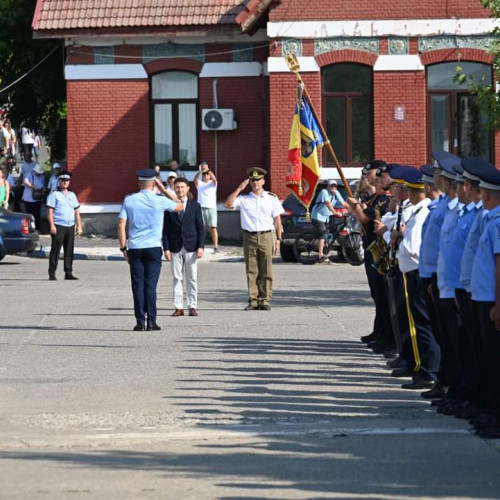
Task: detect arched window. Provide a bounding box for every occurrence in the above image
[427,62,492,160]
[151,71,198,167]
[322,63,373,165]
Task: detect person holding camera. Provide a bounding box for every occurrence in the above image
[194,161,219,253]
[311,179,346,263]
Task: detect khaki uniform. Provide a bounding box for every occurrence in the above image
[232,190,284,307]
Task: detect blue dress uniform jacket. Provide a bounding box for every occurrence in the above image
[437,197,463,299]
[420,194,449,274]
[119,190,177,249]
[418,196,439,279]
[443,202,477,291]
[460,201,487,292]
[470,205,500,302]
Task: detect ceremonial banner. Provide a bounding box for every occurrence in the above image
[286,94,327,209]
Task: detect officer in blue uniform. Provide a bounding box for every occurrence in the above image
[118,169,182,331]
[436,155,464,408]
[434,160,482,418]
[458,158,490,415]
[46,171,82,281]
[417,163,443,399]
[470,162,500,439]
[419,150,457,392]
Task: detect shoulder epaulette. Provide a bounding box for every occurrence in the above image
[267,191,277,197]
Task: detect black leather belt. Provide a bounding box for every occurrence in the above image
[244,230,272,235]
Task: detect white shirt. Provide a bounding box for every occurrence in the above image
[197,179,217,208]
[0,127,9,148]
[382,199,413,244]
[21,127,34,144]
[398,198,431,274]
[231,191,284,232]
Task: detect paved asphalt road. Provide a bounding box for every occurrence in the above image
[1,256,500,499]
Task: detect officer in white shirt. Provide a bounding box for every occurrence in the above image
[393,168,441,391]
[225,167,284,311]
[194,161,219,253]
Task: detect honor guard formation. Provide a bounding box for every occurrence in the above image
[347,153,500,440]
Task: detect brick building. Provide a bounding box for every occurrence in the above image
[33,0,499,220]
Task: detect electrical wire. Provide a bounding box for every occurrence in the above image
[69,41,271,61]
[0,45,60,96]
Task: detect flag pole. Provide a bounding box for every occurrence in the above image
[285,53,353,198]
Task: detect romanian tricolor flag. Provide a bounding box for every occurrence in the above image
[286,94,327,210]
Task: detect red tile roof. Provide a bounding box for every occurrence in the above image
[32,0,272,32]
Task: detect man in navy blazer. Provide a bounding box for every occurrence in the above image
[162,177,205,317]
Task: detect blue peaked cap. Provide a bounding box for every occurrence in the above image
[420,164,434,179]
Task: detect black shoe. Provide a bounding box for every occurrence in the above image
[133,323,145,331]
[146,322,161,331]
[65,274,79,280]
[49,275,57,281]
[259,305,271,311]
[244,305,259,311]
[454,401,478,419]
[387,356,409,370]
[401,376,436,390]
[439,400,468,416]
[475,425,500,439]
[392,367,416,378]
[361,332,378,344]
[435,397,458,411]
[472,415,498,429]
[371,342,396,354]
[382,348,398,359]
[421,382,446,400]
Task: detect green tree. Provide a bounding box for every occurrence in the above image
[0,0,66,158]
[456,0,500,128]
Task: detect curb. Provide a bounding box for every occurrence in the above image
[24,249,245,263]
[25,249,125,262]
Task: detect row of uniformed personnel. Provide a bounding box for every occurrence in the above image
[348,153,500,440]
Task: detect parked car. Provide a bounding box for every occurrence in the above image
[0,207,39,261]
[280,169,360,262]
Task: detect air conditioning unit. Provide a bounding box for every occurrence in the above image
[202,108,237,131]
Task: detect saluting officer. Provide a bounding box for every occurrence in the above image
[46,171,82,281]
[225,167,284,311]
[118,169,182,331]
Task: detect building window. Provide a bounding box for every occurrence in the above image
[322,63,373,165]
[427,62,492,161]
[151,71,198,167]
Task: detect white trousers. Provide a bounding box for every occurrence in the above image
[171,247,198,309]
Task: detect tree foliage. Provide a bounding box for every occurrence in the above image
[0,0,66,157]
[456,0,500,129]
